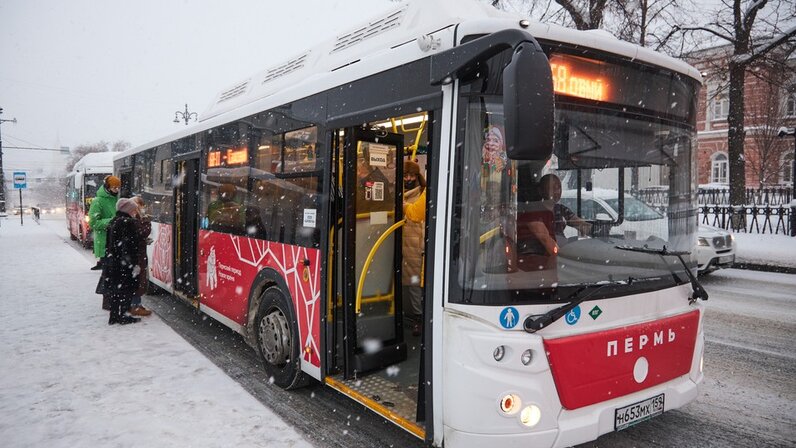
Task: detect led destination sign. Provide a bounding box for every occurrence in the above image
[549,54,607,101]
[545,52,698,121]
[208,147,249,168]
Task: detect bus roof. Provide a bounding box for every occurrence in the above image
[72,152,117,174]
[117,0,702,161]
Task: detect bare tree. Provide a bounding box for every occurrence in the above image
[490,0,695,56]
[66,140,130,172]
[611,0,692,52]
[746,57,795,186]
[677,0,796,206]
[552,0,610,29]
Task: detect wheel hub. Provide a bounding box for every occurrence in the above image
[258,309,291,367]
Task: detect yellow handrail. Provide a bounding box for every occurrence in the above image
[356,219,406,314]
[480,226,501,244]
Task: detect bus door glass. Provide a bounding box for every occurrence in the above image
[336,127,407,378]
[174,157,200,298]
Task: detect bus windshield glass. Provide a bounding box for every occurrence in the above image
[84,174,105,199]
[451,55,699,305]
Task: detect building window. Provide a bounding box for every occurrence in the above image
[711,152,728,184]
[786,93,796,117]
[783,152,794,185]
[711,94,729,120]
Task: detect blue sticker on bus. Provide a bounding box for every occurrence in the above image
[500,307,520,329]
[565,305,581,325]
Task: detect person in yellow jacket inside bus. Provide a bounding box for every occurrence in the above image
[402,160,426,336]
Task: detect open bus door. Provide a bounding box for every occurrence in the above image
[173,157,200,301]
[336,127,407,377]
[327,115,432,441]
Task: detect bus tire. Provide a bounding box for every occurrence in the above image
[255,286,309,390]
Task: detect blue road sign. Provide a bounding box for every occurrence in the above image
[13,172,26,189]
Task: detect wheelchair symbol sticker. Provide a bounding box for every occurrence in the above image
[565,306,581,325]
[499,307,520,329]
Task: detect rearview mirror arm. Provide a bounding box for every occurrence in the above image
[429,29,543,86]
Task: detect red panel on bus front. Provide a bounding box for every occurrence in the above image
[197,230,322,368]
[544,310,699,410]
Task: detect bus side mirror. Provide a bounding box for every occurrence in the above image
[502,43,554,161]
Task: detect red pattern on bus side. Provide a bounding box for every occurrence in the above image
[543,310,699,410]
[150,223,173,287]
[197,230,321,368]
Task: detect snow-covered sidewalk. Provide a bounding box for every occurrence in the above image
[731,232,796,269]
[0,218,311,448]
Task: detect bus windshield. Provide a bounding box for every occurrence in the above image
[452,71,698,305]
[84,174,105,198]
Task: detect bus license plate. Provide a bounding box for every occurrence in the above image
[614,394,664,431]
[719,255,734,264]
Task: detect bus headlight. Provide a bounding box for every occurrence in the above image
[520,405,542,427]
[521,349,533,366]
[499,394,521,415]
[697,237,709,246]
[493,345,506,362]
[84,216,90,222]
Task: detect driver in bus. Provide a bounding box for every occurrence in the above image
[538,173,591,239]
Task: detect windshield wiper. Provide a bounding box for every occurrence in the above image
[614,244,708,304]
[523,279,633,333]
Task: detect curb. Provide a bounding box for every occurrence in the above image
[732,262,796,275]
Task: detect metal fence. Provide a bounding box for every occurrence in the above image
[636,187,795,236]
[699,205,792,235]
[638,187,793,207]
[697,187,793,206]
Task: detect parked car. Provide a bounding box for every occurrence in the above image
[696,225,736,275]
[560,188,668,241]
[560,189,735,274]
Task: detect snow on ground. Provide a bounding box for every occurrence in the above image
[732,232,796,268]
[0,217,312,448]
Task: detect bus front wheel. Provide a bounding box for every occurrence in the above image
[255,287,309,389]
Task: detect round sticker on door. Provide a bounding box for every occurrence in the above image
[565,305,581,325]
[499,307,520,329]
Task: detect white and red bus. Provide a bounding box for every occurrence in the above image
[114,1,707,446]
[66,152,116,248]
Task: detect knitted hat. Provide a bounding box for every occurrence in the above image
[116,198,138,215]
[404,160,420,176]
[105,175,121,189]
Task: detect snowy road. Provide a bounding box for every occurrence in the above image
[7,218,793,447]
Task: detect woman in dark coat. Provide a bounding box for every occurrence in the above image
[128,196,152,316]
[102,198,143,325]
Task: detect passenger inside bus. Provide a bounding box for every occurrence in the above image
[207,183,245,232]
[401,160,425,337]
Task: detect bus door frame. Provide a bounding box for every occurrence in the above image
[173,153,200,301]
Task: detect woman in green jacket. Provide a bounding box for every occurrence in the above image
[88,175,120,268]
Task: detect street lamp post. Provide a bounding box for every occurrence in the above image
[174,104,198,125]
[778,127,796,236]
[0,107,19,214]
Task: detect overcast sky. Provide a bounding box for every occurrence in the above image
[0,0,393,153]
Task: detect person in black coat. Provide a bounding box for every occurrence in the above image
[102,198,143,325]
